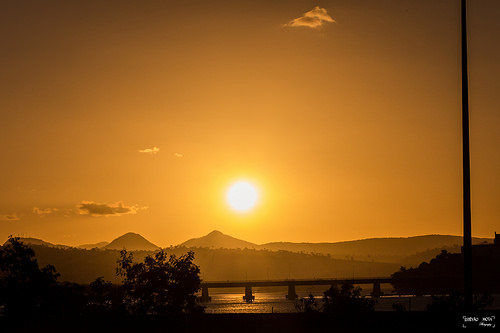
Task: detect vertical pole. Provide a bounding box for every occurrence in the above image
[461,0,473,310]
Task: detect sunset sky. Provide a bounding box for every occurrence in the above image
[1,0,499,247]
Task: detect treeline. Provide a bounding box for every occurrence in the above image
[0,237,202,318]
[30,245,400,284]
[29,245,150,283]
[391,250,500,295]
[22,239,481,284]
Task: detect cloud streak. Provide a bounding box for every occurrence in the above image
[139,147,160,154]
[33,207,58,215]
[285,6,335,29]
[77,201,145,217]
[0,214,20,221]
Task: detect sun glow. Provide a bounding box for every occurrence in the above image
[226,181,259,212]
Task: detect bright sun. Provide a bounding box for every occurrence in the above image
[226,181,259,212]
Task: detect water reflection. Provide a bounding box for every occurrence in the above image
[202,291,432,314]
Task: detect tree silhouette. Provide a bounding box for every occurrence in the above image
[391,250,463,295]
[295,293,320,313]
[0,236,59,316]
[87,276,125,314]
[322,283,375,314]
[116,249,203,315]
[294,283,375,315]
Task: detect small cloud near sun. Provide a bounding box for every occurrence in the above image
[77,201,146,217]
[33,207,58,215]
[174,152,183,158]
[285,6,335,29]
[138,147,160,154]
[0,214,20,221]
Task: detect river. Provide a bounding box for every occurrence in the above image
[201,285,437,313]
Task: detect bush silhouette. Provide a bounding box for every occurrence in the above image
[426,292,493,312]
[116,249,203,315]
[86,276,125,314]
[295,293,321,313]
[323,283,375,314]
[295,283,375,315]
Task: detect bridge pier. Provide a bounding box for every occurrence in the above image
[201,277,391,302]
[286,284,298,300]
[200,286,212,302]
[243,285,255,303]
[371,281,382,297]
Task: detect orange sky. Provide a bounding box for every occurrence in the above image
[1,0,499,247]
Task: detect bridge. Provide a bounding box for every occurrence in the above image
[199,277,392,303]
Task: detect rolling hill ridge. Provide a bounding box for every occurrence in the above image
[8,231,493,259]
[3,231,494,284]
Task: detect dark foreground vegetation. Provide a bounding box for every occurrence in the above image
[1,237,498,332]
[392,249,500,295]
[295,282,375,314]
[0,237,202,318]
[1,311,492,333]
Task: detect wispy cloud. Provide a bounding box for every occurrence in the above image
[0,214,20,221]
[285,6,335,29]
[33,207,58,215]
[138,147,160,154]
[77,201,145,217]
[174,152,183,158]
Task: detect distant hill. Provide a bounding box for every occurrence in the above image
[104,232,159,251]
[3,232,495,278]
[179,230,258,249]
[2,231,495,284]
[259,235,492,259]
[177,231,493,265]
[4,237,71,249]
[78,241,109,250]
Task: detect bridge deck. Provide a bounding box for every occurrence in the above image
[201,277,392,288]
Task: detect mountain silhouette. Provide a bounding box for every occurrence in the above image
[104,232,159,251]
[5,237,71,249]
[260,235,492,258]
[177,231,492,265]
[179,230,258,249]
[3,231,495,284]
[4,232,493,263]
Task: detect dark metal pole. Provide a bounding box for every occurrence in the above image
[461,0,473,309]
